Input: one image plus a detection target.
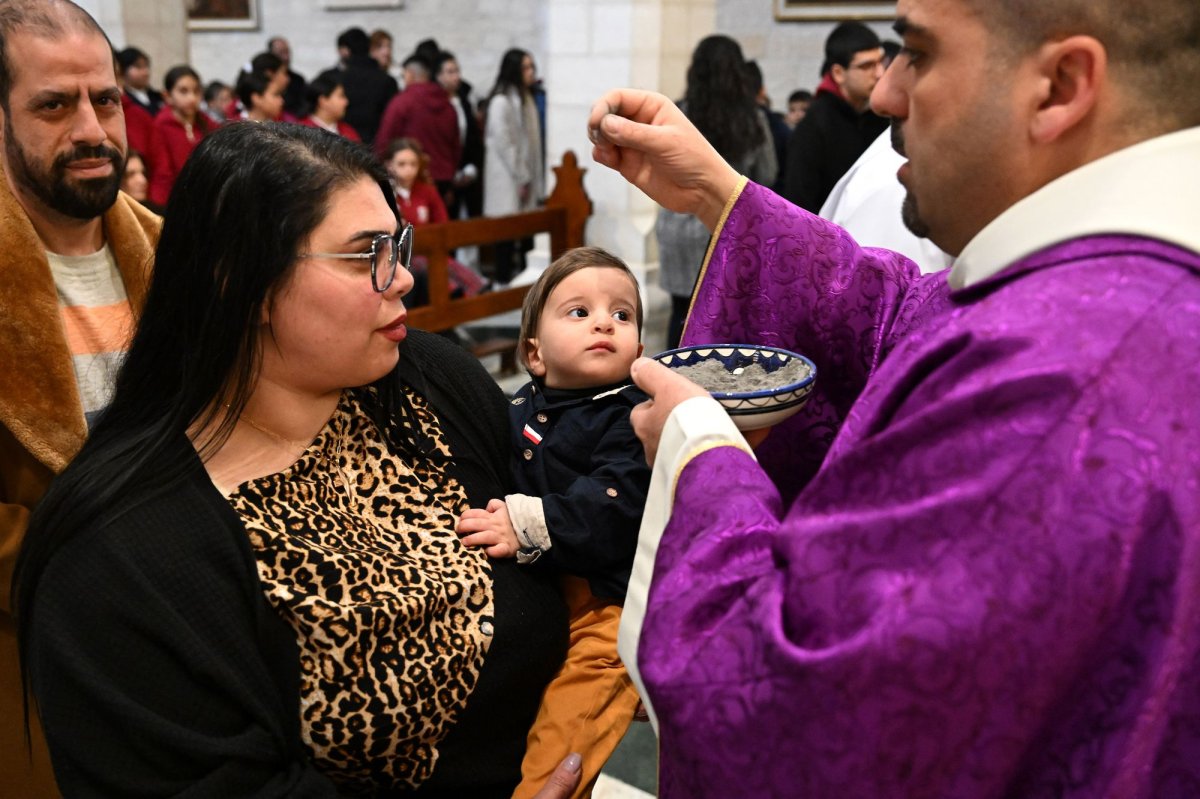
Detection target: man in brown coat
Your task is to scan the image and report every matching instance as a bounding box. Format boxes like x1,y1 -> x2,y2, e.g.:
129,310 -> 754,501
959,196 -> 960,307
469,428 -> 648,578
0,1 -> 160,793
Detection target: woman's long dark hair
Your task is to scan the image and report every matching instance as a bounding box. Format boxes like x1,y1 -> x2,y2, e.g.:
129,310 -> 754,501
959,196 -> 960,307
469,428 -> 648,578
12,122 -> 411,720
683,35 -> 764,165
488,47 -> 531,101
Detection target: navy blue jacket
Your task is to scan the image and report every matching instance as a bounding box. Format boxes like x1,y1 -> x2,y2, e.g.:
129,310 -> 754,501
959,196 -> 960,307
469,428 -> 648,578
508,379 -> 651,600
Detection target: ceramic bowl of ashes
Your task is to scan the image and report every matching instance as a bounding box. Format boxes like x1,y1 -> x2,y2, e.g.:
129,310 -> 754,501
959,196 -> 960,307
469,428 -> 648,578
653,345 -> 817,432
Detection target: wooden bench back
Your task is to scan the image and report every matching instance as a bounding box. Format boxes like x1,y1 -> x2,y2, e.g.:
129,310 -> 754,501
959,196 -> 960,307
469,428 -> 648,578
406,151 -> 593,332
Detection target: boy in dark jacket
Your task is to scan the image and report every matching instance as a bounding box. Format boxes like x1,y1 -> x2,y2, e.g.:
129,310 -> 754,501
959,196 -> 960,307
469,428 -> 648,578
457,247 -> 649,799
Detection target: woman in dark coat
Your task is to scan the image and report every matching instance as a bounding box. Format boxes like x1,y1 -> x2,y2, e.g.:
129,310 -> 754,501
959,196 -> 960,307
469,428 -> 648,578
14,123 -> 580,799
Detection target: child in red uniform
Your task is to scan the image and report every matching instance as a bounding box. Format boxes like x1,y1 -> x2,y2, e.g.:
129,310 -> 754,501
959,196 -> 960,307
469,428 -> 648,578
299,74 -> 361,142
236,71 -> 285,124
385,138 -> 484,296
149,65 -> 216,207
384,138 -> 450,225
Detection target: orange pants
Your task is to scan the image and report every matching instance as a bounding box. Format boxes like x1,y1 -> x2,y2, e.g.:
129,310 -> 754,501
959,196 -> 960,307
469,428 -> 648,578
512,575 -> 641,799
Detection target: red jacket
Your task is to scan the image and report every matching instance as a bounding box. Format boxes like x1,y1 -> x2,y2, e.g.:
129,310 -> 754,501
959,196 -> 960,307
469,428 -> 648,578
149,108 -> 218,207
396,181 -> 449,226
374,82 -> 461,183
121,94 -> 167,186
298,116 -> 362,143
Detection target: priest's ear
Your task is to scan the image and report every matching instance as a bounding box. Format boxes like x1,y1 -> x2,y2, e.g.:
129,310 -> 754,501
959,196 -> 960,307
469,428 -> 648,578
1029,35 -> 1107,144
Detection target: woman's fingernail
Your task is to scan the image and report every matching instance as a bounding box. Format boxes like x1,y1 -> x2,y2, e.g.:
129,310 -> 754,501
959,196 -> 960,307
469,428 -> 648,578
564,753 -> 582,773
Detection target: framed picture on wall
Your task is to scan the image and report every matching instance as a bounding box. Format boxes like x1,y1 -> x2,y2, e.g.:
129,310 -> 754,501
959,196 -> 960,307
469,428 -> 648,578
320,0 -> 405,8
187,0 -> 261,30
774,1 -> 896,21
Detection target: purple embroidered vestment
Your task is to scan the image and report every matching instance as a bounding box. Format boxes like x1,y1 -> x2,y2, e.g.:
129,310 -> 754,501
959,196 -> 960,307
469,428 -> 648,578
640,181 -> 1200,797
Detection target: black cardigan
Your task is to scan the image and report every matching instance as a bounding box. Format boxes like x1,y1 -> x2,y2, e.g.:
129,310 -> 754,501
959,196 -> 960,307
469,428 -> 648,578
29,332 -> 568,797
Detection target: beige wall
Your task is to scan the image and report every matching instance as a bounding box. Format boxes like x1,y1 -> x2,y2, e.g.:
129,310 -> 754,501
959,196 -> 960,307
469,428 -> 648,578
121,0 -> 188,79
544,0 -> 718,273
80,0 -> 188,86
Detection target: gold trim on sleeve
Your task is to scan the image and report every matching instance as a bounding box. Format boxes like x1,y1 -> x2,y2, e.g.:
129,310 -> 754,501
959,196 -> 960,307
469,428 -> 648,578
683,175 -> 751,338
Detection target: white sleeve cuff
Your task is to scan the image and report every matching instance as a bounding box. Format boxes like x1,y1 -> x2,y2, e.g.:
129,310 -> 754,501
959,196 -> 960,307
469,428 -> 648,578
618,396 -> 753,733
505,493 -> 550,564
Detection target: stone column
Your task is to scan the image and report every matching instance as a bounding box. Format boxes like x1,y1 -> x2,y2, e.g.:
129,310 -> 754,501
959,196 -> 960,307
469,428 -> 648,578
75,0 -> 188,102
542,0 -> 715,301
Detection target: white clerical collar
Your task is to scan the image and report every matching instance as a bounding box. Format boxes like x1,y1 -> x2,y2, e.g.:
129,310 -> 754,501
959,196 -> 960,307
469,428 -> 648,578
950,126 -> 1200,289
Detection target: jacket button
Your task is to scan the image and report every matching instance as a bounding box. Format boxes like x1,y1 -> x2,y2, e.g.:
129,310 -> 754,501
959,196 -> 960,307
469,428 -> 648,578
606,487 -> 618,497
537,413 -> 548,423
523,449 -> 533,460
480,621 -> 494,636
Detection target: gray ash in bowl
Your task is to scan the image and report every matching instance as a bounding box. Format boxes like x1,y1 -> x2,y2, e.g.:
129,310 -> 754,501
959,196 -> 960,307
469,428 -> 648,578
671,358 -> 811,394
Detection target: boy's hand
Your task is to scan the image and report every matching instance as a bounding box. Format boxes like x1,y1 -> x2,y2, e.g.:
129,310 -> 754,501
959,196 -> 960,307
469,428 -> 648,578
456,498 -> 520,558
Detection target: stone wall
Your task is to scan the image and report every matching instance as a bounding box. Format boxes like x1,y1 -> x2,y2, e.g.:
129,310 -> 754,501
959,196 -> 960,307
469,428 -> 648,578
185,0 -> 548,102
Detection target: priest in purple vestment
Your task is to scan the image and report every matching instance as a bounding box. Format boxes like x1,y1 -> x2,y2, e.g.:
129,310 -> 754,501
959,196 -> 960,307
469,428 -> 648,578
586,0 -> 1200,796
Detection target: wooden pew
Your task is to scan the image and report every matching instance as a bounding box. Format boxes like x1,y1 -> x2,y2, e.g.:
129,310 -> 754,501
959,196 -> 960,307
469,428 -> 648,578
406,152 -> 593,374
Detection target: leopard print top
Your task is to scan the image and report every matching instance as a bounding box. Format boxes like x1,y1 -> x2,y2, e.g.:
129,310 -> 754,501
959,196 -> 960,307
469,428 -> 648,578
227,389 -> 493,793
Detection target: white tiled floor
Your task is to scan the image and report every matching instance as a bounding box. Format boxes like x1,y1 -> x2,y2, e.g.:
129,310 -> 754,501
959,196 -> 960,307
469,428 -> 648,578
594,773 -> 655,798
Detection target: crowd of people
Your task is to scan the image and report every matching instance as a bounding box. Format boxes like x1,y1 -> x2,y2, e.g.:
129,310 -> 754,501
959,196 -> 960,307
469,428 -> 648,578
113,26 -> 826,298
3,0 -> 1199,797
107,27 -> 547,292
650,25 -> 905,347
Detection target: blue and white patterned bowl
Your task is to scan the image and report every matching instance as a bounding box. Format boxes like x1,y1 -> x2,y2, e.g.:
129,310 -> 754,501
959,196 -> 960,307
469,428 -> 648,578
653,344 -> 817,432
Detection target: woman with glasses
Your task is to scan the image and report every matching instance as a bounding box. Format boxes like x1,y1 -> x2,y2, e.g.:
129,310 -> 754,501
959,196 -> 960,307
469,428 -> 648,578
13,123 -> 579,798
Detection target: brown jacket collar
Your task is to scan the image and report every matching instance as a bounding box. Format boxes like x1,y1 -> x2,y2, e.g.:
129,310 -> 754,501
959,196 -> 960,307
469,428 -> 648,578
0,175 -> 160,473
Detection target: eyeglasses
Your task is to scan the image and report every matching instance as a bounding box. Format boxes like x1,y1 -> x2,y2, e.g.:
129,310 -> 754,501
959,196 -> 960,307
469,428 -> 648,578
300,223 -> 414,293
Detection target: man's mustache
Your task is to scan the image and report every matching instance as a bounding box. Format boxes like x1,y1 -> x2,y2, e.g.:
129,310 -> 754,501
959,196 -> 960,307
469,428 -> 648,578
890,123 -> 906,158
56,144 -> 123,170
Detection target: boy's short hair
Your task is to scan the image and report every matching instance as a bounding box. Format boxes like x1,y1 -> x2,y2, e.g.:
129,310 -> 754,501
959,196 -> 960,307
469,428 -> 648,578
305,72 -> 341,110
235,69 -> 269,108
338,27 -> 369,57
115,46 -> 148,73
518,247 -> 643,370
402,54 -> 431,79
820,21 -> 881,74
204,80 -> 229,104
788,89 -> 813,106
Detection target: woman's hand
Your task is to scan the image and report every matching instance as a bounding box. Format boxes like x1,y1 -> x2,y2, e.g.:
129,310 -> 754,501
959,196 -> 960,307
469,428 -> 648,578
530,754 -> 582,799
456,498 -> 520,558
587,89 -> 740,230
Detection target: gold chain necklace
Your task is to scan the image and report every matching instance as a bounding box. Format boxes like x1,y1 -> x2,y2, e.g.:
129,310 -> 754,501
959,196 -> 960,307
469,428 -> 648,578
229,403 -> 357,494
238,412 -> 314,451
